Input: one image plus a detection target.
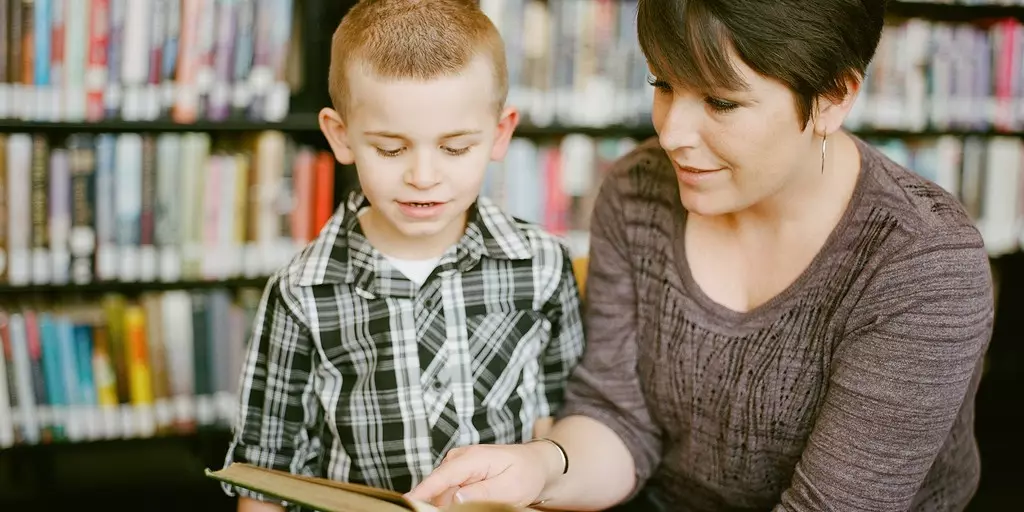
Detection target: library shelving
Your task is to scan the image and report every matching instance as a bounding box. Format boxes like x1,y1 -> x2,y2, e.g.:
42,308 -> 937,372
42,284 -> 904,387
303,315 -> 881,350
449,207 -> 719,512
1,0 -> 1023,511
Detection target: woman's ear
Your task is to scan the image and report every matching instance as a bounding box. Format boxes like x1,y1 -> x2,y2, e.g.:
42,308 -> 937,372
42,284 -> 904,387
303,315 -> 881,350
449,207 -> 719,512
813,72 -> 863,136
319,107 -> 355,165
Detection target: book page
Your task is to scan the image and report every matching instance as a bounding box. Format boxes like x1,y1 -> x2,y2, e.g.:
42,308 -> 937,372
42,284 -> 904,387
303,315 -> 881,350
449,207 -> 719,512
207,463 -> 437,512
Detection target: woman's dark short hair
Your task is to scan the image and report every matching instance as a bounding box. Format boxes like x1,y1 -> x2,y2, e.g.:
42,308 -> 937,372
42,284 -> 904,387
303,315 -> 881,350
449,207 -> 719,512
637,0 -> 885,129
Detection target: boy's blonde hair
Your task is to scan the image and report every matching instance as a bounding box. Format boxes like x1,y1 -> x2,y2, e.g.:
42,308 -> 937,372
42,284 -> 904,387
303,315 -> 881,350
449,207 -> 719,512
328,0 -> 509,117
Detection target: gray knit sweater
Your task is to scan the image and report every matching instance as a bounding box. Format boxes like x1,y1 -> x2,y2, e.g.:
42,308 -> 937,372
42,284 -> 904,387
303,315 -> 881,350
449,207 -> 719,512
561,135 -> 994,511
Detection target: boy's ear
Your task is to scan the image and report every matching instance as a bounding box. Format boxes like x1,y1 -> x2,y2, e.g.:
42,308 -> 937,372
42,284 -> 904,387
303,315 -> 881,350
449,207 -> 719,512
319,107 -> 355,165
489,106 -> 520,161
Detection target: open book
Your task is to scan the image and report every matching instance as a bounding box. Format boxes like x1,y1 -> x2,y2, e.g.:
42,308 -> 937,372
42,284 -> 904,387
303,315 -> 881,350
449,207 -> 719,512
206,463 -> 536,512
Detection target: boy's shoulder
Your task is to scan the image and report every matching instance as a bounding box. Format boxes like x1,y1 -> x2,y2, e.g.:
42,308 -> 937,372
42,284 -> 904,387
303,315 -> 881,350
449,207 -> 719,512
273,201 -> 355,291
473,195 -> 573,266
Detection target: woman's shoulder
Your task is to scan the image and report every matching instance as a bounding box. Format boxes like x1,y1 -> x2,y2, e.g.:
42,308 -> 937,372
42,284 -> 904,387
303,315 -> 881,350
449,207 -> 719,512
853,135 -> 985,256
840,137 -> 993,345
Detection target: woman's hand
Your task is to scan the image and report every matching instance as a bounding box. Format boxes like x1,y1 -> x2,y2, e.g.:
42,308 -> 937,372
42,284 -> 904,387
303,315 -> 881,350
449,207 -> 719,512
405,441 -> 563,507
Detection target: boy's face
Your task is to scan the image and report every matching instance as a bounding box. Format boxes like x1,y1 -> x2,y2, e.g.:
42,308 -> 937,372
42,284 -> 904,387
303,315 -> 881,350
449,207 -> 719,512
320,55 -> 519,259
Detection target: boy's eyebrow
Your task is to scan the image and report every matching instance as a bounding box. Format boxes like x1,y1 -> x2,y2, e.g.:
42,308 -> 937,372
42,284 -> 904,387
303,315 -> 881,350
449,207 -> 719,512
363,130 -> 406,139
363,129 -> 482,139
439,129 -> 482,138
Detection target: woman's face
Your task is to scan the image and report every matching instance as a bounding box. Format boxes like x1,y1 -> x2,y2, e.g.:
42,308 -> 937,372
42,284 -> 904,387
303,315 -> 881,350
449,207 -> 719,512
650,53 -> 828,217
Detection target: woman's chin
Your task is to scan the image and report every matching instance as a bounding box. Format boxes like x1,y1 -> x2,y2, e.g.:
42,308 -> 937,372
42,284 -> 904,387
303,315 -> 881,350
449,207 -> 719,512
678,188 -> 736,217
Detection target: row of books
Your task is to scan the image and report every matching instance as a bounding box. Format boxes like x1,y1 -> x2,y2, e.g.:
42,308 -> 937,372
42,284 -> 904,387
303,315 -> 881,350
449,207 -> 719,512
479,0 -> 1024,132
0,130 -> 1021,290
0,0 -> 297,123
483,135 -> 639,258
0,130 -> 335,287
0,288 -> 260,447
846,17 -> 1024,132
481,0 -> 653,129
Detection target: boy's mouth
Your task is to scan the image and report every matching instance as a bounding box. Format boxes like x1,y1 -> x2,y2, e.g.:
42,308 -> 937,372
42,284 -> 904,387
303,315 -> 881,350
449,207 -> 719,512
396,200 -> 447,219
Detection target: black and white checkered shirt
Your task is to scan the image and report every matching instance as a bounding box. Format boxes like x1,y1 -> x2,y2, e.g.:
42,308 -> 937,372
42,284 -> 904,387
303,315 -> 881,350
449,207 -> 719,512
223,191 -> 585,505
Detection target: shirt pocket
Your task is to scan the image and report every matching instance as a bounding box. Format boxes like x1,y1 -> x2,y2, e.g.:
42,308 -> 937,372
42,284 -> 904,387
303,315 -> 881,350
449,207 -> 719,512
465,309 -> 551,409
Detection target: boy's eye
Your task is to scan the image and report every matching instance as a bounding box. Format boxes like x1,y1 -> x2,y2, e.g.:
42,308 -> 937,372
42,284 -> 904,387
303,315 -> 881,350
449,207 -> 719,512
705,96 -> 740,113
442,146 -> 471,156
375,147 -> 403,157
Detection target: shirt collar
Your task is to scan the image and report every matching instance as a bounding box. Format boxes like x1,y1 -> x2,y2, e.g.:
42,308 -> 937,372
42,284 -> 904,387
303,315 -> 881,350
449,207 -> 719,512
290,190 -> 533,293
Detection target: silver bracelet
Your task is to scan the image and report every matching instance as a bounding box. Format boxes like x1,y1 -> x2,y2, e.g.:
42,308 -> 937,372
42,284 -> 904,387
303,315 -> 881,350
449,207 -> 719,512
527,437 -> 569,475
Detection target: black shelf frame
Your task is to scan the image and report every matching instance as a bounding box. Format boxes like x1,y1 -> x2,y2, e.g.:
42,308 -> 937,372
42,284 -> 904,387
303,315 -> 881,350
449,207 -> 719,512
0,114 -> 324,133
888,1 -> 1024,22
0,277 -> 269,296
1,115 -> 1022,140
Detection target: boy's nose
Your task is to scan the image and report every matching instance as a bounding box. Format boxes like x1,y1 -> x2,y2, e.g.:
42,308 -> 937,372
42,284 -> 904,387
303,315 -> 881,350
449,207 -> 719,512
405,154 -> 441,189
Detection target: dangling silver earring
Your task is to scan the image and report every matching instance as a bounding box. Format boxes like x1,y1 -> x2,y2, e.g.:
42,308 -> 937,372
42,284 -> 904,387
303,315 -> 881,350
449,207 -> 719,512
820,134 -> 828,174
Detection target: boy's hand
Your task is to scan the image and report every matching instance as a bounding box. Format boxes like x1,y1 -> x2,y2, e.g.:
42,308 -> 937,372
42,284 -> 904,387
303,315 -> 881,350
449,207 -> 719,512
532,417 -> 554,439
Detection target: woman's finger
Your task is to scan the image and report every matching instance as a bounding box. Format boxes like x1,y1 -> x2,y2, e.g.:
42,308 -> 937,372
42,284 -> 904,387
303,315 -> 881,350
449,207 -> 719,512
405,453 -> 492,503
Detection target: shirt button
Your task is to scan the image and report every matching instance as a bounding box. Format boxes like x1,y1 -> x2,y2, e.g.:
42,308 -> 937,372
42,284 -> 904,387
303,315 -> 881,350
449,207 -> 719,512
432,380 -> 445,392
423,297 -> 435,309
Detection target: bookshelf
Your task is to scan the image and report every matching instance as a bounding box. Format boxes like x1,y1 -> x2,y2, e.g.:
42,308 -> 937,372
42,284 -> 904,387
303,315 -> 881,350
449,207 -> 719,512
888,1 -> 1024,22
10,115 -> 1024,139
0,0 -> 1022,511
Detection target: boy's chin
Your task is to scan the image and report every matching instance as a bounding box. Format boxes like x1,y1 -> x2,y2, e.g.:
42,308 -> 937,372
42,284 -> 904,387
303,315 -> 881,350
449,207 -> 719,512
384,214 -> 461,240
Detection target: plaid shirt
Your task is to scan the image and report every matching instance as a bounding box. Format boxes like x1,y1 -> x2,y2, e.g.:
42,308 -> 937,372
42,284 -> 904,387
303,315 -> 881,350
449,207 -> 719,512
223,191 -> 585,506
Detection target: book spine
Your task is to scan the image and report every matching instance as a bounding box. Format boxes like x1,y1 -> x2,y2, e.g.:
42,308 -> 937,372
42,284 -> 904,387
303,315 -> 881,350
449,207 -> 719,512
20,0 -> 34,122
93,133 -> 117,281
62,0 -> 87,121
119,0 -> 148,121
29,133 -> 49,284
0,134 -> 7,282
85,0 -> 108,122
0,323 -> 13,448
231,0 -> 254,115
208,0 -> 237,121
6,133 -> 31,285
8,314 -> 38,444
114,133 -> 141,282
47,147 -> 70,285
47,0 -> 62,121
104,0 -> 124,119
171,0 -> 199,123
32,0 -> 49,121
68,133 -> 97,285
0,0 -> 9,119
144,0 -> 166,121
139,134 -> 157,282
160,0 -> 179,117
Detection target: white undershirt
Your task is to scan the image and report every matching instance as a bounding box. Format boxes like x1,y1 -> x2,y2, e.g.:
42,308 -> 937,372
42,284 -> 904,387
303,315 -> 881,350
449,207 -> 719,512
358,206 -> 441,286
384,255 -> 441,287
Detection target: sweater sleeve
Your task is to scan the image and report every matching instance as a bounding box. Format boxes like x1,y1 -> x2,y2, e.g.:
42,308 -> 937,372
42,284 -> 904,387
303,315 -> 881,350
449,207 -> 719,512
558,168 -> 664,496
775,231 -> 994,511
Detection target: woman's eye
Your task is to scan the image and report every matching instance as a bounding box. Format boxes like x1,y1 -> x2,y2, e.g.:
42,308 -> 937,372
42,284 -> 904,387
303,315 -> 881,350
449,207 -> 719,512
375,147 -> 403,157
705,97 -> 740,113
442,146 -> 471,156
646,74 -> 672,93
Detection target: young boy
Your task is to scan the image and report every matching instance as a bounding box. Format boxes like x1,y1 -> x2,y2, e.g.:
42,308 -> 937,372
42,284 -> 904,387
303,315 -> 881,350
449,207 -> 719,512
222,1 -> 585,511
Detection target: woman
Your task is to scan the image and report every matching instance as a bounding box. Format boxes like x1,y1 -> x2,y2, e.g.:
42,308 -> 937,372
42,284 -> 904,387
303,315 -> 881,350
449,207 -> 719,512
406,0 -> 994,510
